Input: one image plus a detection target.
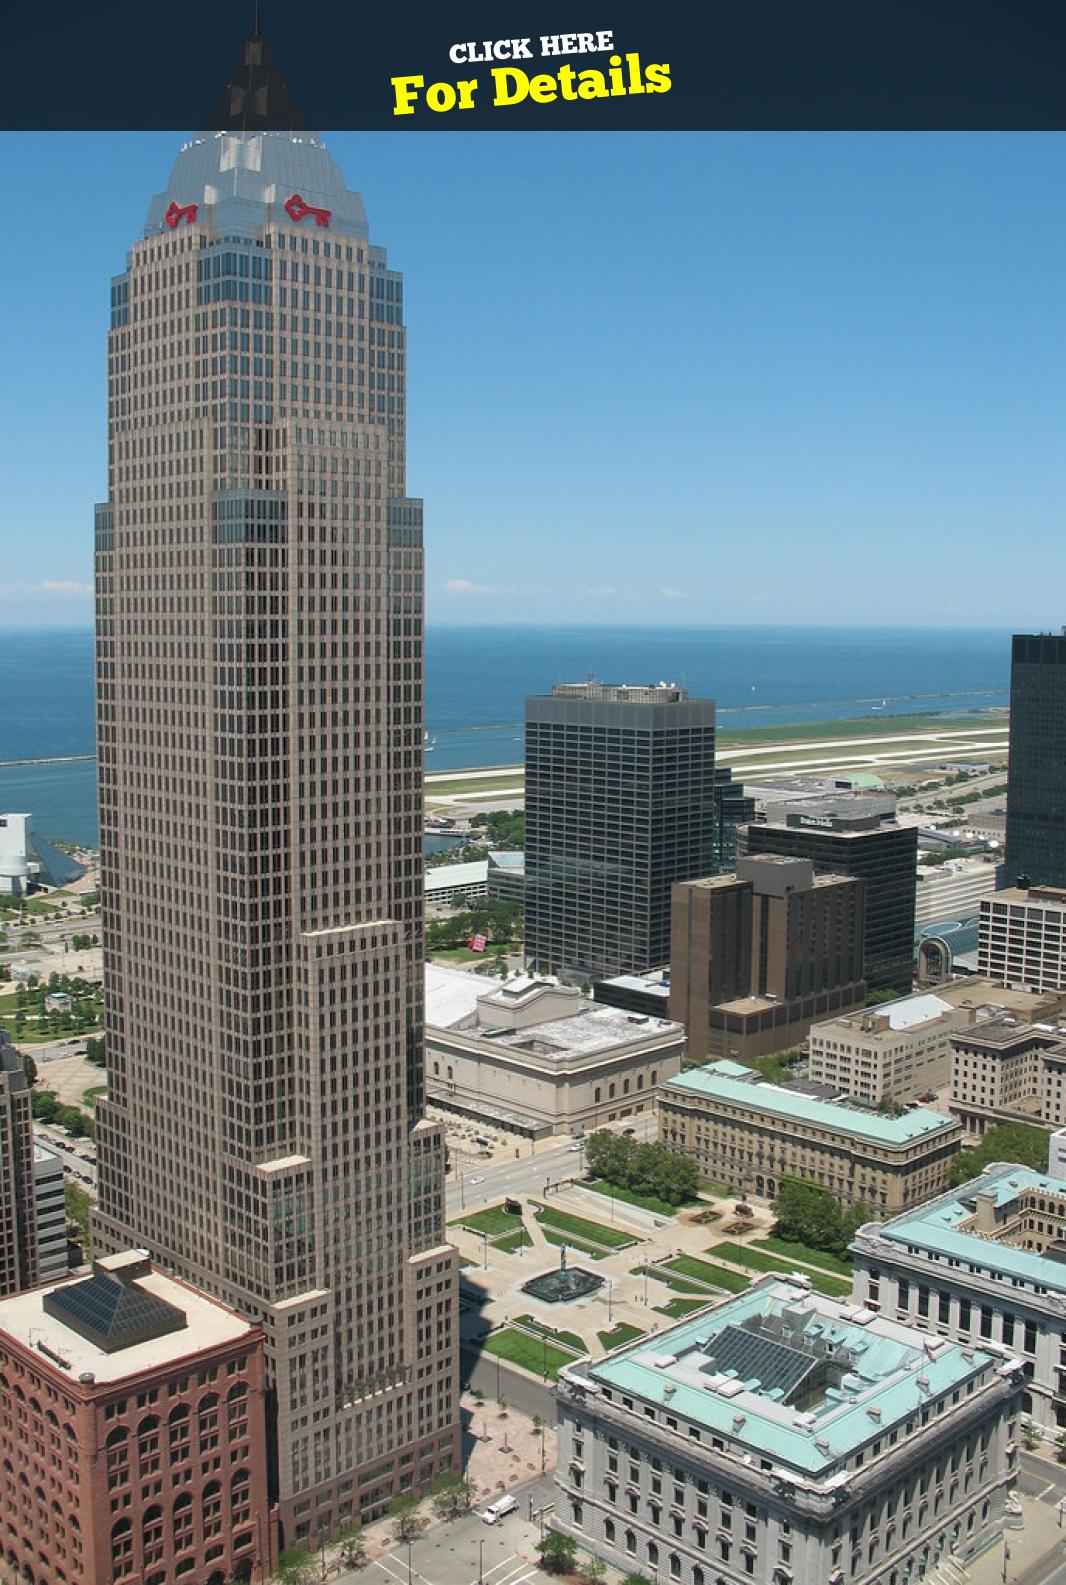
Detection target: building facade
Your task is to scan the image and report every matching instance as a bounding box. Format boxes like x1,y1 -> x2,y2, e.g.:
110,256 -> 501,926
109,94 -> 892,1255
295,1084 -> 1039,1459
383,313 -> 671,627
1004,630 -> 1066,888
33,1144 -> 68,1284
807,992 -> 969,1106
525,682 -> 717,980
948,1014 -> 1066,1139
555,1275 -> 1022,1585
670,856 -> 866,1062
91,41 -> 459,1541
0,1033 -> 37,1297
914,857 -> 998,928
425,966 -> 683,1135
0,1250 -> 271,1585
659,1061 -> 961,1210
743,796 -> 917,994
978,885 -> 1066,992
851,1162 -> 1066,1434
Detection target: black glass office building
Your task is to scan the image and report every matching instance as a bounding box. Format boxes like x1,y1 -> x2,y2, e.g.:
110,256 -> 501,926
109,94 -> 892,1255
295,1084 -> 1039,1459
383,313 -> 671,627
1005,631 -> 1066,888
525,682 -> 717,979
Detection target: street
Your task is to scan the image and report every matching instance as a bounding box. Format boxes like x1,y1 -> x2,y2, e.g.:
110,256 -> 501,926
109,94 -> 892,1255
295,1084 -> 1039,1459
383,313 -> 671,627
446,1114 -> 657,1219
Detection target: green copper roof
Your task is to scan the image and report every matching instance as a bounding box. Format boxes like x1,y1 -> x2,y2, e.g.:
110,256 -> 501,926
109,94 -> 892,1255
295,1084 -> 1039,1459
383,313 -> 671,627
667,1064 -> 957,1145
578,1278 -> 1004,1478
878,1165 -> 1066,1288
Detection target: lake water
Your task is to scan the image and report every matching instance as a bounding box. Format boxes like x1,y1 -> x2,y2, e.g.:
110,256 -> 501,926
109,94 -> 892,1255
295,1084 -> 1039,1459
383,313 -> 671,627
0,625 -> 1012,847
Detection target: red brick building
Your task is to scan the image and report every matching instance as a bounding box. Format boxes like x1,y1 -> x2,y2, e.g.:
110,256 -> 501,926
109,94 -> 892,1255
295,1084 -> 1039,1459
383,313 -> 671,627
0,1250 -> 272,1585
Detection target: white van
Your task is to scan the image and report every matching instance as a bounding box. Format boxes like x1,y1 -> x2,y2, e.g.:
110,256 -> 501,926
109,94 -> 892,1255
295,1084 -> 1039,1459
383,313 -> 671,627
481,1495 -> 518,1525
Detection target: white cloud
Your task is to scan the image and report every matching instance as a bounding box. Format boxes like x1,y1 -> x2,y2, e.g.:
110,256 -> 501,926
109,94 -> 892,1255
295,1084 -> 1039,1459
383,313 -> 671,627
444,577 -> 490,595
587,584 -> 618,597
36,580 -> 93,596
660,585 -> 687,601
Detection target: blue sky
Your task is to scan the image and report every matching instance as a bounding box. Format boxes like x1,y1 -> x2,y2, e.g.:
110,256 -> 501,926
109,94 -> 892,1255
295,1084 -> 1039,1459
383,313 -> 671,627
0,131 -> 1062,629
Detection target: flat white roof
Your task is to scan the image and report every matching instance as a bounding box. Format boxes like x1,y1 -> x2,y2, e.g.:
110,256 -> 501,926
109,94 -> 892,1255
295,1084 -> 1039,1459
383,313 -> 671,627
424,861 -> 488,891
0,1262 -> 253,1384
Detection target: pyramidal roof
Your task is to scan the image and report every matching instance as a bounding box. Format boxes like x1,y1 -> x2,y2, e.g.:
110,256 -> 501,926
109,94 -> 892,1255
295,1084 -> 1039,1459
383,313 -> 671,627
202,20 -> 310,133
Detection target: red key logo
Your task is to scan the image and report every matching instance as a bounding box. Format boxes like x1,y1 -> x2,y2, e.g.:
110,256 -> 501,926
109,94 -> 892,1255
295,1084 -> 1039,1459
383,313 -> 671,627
165,200 -> 198,229
284,192 -> 332,228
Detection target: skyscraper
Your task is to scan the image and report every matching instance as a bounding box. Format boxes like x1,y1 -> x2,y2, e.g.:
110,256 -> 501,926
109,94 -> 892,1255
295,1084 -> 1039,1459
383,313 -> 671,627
1005,630 -> 1066,888
93,32 -> 459,1544
0,1033 -> 38,1296
743,794 -> 917,994
524,681 -> 717,979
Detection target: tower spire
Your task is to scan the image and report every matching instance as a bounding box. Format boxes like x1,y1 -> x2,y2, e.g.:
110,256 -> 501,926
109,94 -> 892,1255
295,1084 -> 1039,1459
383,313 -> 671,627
201,13 -> 310,131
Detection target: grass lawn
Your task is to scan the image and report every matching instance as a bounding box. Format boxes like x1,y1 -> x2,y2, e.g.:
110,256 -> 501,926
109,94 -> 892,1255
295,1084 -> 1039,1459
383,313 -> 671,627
698,1181 -> 733,1198
448,1205 -> 521,1238
425,773 -> 525,797
654,1298 -> 714,1320
582,1180 -> 684,1218
748,1236 -> 853,1277
598,1322 -> 645,1350
430,944 -> 521,966
632,1264 -> 706,1294
0,1019 -> 102,1045
710,1241 -> 851,1298
514,1314 -> 585,1352
493,1227 -> 532,1253
717,710 -> 1004,749
536,1205 -> 639,1249
481,1327 -> 572,1382
82,1085 -> 107,1107
665,1256 -> 752,1295
458,1256 -> 478,1269
542,1227 -> 609,1261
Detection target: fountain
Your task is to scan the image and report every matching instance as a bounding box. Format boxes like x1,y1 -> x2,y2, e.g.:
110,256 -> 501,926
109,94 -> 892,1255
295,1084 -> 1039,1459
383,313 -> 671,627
520,1240 -> 604,1304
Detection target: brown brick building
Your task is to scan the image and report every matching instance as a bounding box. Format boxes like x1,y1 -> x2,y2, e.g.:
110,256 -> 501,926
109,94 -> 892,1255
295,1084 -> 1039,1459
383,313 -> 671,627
669,855 -> 866,1060
0,1251 -> 271,1585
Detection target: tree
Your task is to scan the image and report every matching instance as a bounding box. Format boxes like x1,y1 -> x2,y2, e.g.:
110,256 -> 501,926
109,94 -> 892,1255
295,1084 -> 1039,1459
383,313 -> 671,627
389,1494 -> 424,1543
773,1178 -> 865,1259
430,1473 -> 474,1518
947,1122 -> 1053,1186
21,1052 -> 37,1087
866,988 -> 899,1007
622,1574 -> 654,1585
582,1559 -> 607,1585
335,1521 -> 366,1567
536,1533 -> 578,1575
272,1549 -> 316,1583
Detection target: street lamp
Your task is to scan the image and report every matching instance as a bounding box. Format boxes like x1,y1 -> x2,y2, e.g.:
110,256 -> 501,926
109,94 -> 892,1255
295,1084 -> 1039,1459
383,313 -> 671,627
479,1538 -> 485,1585
407,1538 -> 413,1585
483,1230 -> 489,1269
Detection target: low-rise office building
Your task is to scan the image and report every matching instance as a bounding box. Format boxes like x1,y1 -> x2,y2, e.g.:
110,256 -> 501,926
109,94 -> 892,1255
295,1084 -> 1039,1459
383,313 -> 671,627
851,1161 -> 1066,1434
555,1276 -> 1022,1585
426,966 -> 683,1136
914,858 -> 999,928
807,992 -> 971,1105
33,1143 -> 67,1282
670,856 -> 866,1062
947,1014 -> 1066,1138
424,860 -> 488,906
593,972 -> 672,1020
658,1061 -> 961,1210
979,885 -> 1066,993
0,1249 -> 272,1585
